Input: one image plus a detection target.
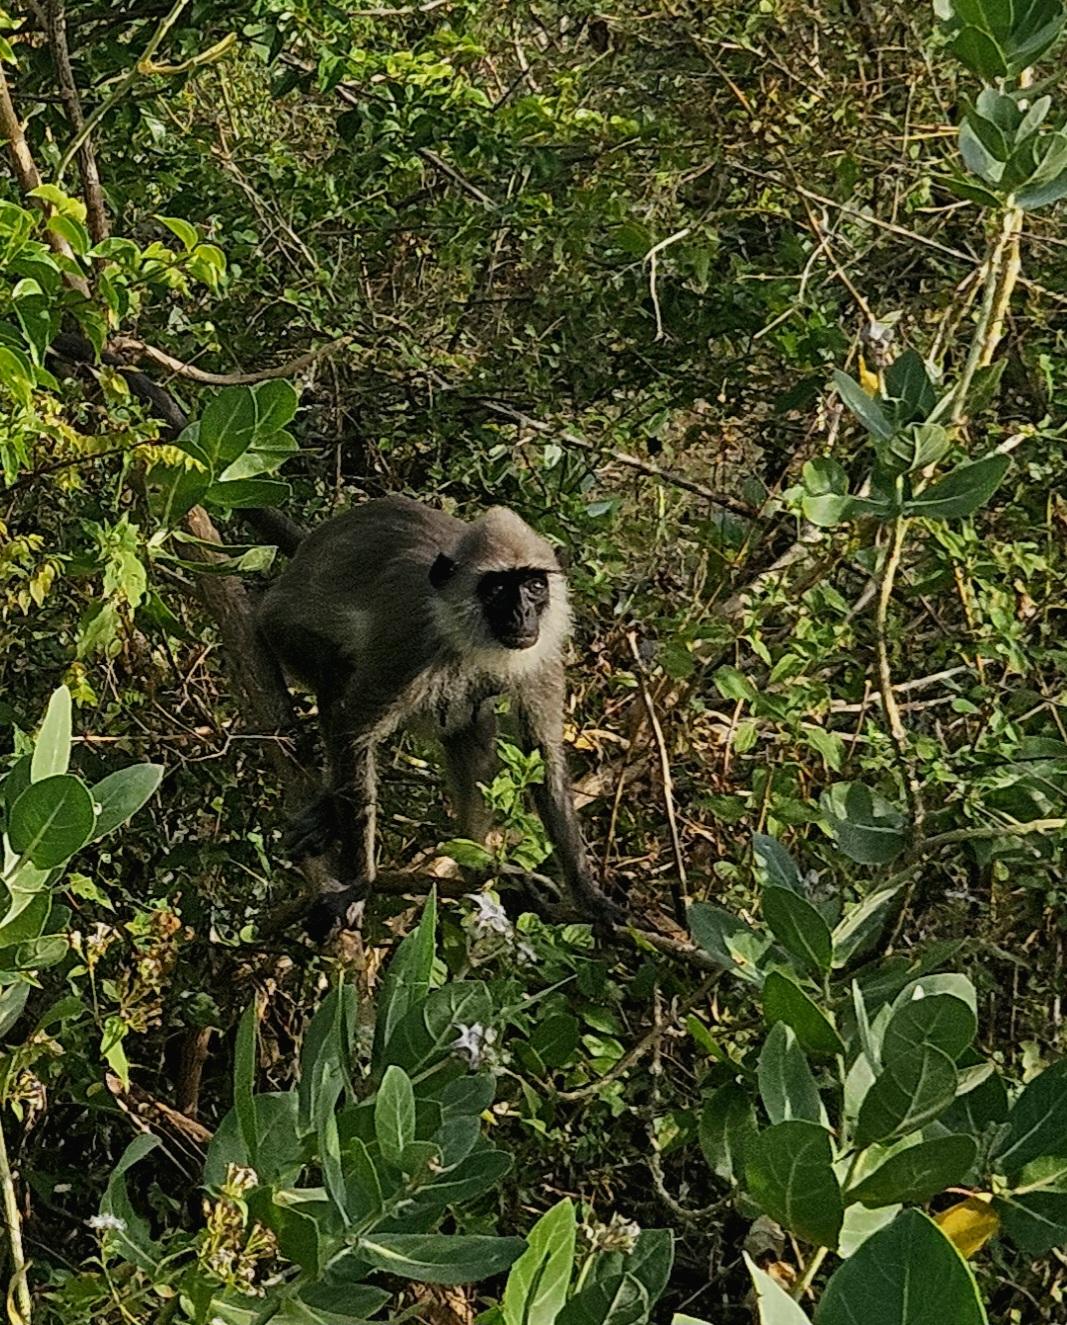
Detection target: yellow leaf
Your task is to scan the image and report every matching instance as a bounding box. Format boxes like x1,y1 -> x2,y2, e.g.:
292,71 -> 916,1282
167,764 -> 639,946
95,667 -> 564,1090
935,1194 -> 1000,1259
858,353 -> 882,396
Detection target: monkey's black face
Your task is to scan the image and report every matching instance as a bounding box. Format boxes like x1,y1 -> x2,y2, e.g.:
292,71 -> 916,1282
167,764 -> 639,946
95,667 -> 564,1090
477,569 -> 549,649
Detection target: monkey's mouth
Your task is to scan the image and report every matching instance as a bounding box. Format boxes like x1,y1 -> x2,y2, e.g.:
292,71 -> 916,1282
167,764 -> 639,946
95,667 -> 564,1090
498,631 -> 539,650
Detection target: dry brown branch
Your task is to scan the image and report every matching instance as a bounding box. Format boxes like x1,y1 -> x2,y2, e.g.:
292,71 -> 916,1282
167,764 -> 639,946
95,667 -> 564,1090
110,333 -> 352,386
45,0 -> 109,243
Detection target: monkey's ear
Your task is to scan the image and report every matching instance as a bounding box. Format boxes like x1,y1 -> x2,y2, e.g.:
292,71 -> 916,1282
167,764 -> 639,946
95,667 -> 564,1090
429,552 -> 457,589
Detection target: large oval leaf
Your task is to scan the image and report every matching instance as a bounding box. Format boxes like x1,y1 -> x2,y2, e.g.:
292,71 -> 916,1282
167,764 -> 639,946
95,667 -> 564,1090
904,454 -> 1009,521
8,774 -> 95,867
847,1135 -> 977,1207
763,971 -> 845,1059
355,1233 -> 524,1284
855,1043 -> 958,1147
882,993 -> 976,1065
746,1120 -> 843,1249
993,1059 -> 1067,1176
815,1209 -> 987,1324
90,764 -> 164,840
763,886 -> 833,974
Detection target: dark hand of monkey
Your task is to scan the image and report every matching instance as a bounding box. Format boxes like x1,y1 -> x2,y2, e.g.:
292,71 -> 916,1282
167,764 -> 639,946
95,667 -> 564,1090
573,878 -> 627,939
304,884 -> 367,941
284,792 -> 340,861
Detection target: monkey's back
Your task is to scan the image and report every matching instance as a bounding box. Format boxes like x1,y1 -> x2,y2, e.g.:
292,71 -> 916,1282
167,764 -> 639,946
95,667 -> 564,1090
257,495 -> 464,692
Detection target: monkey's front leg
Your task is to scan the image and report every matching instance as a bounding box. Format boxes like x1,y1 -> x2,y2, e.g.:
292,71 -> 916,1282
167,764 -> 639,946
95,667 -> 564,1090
305,712 -> 380,939
519,700 -> 625,932
441,700 -> 498,843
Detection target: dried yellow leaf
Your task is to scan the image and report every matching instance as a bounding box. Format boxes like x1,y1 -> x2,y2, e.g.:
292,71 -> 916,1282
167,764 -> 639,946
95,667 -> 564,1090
935,1194 -> 1000,1259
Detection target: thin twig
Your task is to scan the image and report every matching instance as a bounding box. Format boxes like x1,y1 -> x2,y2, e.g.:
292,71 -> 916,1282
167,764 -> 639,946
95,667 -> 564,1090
45,0 -> 108,242
0,1111 -> 31,1324
627,633 -> 688,926
56,0 -> 192,181
644,227 -> 691,340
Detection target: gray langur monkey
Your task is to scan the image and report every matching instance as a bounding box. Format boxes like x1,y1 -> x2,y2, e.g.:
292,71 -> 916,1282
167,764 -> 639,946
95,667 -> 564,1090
255,494 -> 623,936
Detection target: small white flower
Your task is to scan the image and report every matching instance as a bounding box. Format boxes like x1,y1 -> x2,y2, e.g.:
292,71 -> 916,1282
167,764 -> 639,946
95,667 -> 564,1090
453,1022 -> 496,1070
465,892 -> 513,939
87,1213 -> 127,1232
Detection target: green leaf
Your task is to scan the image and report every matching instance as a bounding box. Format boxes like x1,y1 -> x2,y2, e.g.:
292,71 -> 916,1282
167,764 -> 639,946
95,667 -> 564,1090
381,980 -> 492,1077
699,1082 -> 758,1183
855,1043 -> 958,1147
205,478 -> 291,509
557,1275 -> 650,1325
204,1093 -> 304,1188
996,1184 -> 1067,1255
375,1064 -> 416,1169
714,665 -> 757,704
298,980 -> 357,1135
758,1023 -> 825,1125
847,1135 -> 977,1207
97,1134 -> 161,1273
156,215 -> 199,251
744,1253 -> 813,1323
8,774 -> 95,867
763,971 -> 845,1059
200,386 -> 257,464
688,903 -> 770,985
820,782 -> 907,866
815,1209 -> 987,1324
502,1198 -> 576,1325
882,993 -> 977,1065
746,1120 -> 843,1249
753,833 -> 802,893
763,887 -> 833,975
884,350 -> 937,424
30,686 -> 71,781
234,1001 -> 260,1165
0,346 -> 34,409
89,764 -> 164,839
832,369 -> 895,440
355,1233 -> 524,1284
0,984 -> 29,1038
528,1012 -> 579,1069
373,889 -> 437,1070
994,1059 -> 1067,1175
831,886 -> 903,967
904,454 -> 1009,521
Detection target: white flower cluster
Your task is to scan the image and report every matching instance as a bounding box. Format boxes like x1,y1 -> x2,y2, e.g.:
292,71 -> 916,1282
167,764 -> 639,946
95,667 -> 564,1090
87,1213 -> 127,1232
452,1022 -> 499,1072
464,891 -> 537,964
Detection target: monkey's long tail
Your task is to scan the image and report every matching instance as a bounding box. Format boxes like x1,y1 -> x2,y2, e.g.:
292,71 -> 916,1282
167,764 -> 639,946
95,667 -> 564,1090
243,507 -> 308,557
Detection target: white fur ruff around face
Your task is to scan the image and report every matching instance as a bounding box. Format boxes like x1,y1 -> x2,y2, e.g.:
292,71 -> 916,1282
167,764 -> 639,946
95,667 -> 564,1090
432,572 -> 571,677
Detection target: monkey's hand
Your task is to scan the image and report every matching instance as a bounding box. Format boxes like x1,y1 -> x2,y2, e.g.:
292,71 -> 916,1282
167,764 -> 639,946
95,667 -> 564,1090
285,792 -> 340,861
304,883 -> 367,941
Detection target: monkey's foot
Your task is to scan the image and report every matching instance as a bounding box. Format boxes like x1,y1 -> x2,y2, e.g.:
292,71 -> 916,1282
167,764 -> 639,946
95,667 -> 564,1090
573,885 -> 628,940
285,792 -> 339,861
304,884 -> 367,941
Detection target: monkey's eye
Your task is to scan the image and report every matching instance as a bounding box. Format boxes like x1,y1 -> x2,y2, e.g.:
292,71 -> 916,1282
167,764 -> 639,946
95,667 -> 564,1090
526,574 -> 549,602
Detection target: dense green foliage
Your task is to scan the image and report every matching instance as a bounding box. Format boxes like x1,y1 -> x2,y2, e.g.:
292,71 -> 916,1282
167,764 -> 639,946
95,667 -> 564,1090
0,0 -> 1066,1321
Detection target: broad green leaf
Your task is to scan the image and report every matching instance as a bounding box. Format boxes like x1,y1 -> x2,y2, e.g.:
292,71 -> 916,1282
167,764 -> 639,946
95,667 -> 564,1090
758,1023 -> 825,1125
205,478 -> 291,509
298,980 -> 357,1134
200,386 -> 257,464
557,1275 -> 649,1325
0,983 -> 28,1038
763,887 -> 833,975
838,1202 -> 901,1259
884,350 -> 937,424
815,1209 -> 987,1324
753,833 -> 802,893
832,369 -> 895,440
0,344 -> 35,408
831,885 -> 902,967
882,993 -> 976,1065
699,1082 -> 758,1183
411,1146 -> 512,1210
251,379 -> 299,435
994,1059 -> 1067,1175
156,214 -> 198,251
203,1093 -> 304,1188
763,971 -> 845,1059
746,1120 -> 843,1248
8,775 -> 95,867
996,1178 -> 1067,1255
503,1198 -> 576,1325
30,686 -> 71,781
381,980 -> 491,1077
355,1233 -> 524,1284
714,665 -> 757,704
855,1043 -> 958,1147
89,764 -> 164,839
234,1001 -> 260,1165
820,782 -> 907,866
744,1253 -> 813,1323
373,888 -> 437,1070
375,1065 -> 416,1169
847,1135 -> 977,1207
527,1012 -> 579,1069
802,457 -> 848,496
97,1134 -> 161,1272
688,903 -> 770,985
904,454 -> 1009,521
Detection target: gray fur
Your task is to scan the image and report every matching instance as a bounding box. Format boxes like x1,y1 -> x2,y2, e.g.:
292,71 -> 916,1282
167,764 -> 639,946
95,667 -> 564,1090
256,495 -> 619,934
